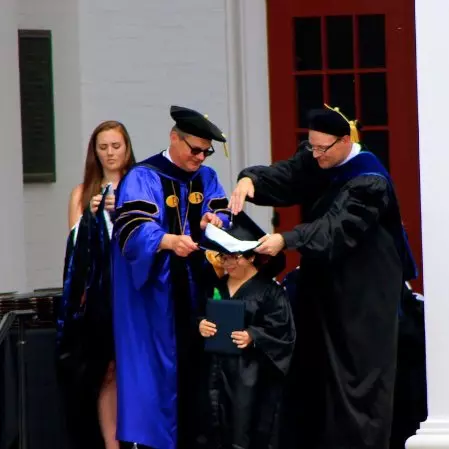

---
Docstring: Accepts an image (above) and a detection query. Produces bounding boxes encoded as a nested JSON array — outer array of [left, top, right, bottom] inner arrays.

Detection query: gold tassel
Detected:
[[222, 133, 229, 158], [204, 114, 229, 158], [205, 250, 226, 278], [223, 142, 229, 158], [324, 103, 360, 143]]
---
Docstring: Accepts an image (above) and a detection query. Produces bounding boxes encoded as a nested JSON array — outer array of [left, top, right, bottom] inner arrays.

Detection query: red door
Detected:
[[267, 0, 422, 291]]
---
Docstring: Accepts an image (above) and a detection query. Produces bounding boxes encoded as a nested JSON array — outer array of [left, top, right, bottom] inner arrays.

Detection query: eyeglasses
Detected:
[[183, 138, 215, 157], [303, 138, 341, 154], [215, 253, 243, 265]]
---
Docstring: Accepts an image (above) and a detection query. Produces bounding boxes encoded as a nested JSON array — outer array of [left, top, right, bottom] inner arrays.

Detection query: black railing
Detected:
[[0, 309, 37, 449]]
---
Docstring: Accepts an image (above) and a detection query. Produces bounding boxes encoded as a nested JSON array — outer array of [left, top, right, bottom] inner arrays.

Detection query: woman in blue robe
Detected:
[[57, 121, 135, 449]]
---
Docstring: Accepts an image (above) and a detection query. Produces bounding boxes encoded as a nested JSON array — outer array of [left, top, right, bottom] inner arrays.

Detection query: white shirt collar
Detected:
[[338, 143, 361, 166], [163, 147, 173, 163]]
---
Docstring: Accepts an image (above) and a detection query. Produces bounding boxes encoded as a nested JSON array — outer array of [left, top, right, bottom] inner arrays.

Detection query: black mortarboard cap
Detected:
[[308, 104, 360, 142], [201, 211, 286, 278], [227, 211, 265, 242], [200, 211, 264, 254], [170, 105, 227, 143]]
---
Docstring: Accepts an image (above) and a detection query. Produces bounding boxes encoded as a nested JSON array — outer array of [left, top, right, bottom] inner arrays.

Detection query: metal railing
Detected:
[[0, 309, 37, 449]]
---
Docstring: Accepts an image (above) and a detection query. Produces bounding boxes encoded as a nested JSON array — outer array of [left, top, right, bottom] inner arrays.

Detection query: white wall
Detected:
[[0, 0, 27, 293], [18, 0, 83, 290], [77, 0, 232, 190], [12, 0, 272, 290], [224, 0, 273, 232], [77, 0, 272, 223]]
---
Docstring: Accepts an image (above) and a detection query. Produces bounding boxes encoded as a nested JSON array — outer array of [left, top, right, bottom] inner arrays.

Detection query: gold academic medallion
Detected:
[[166, 195, 179, 208], [188, 192, 204, 204]]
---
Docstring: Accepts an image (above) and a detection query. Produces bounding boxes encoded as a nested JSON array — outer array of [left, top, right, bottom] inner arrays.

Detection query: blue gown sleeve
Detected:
[[114, 167, 167, 290]]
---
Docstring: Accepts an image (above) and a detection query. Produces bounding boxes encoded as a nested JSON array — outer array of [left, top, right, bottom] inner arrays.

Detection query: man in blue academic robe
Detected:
[[112, 106, 230, 449]]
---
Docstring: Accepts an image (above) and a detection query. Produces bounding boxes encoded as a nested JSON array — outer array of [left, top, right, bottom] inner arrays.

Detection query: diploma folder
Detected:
[[205, 299, 246, 355]]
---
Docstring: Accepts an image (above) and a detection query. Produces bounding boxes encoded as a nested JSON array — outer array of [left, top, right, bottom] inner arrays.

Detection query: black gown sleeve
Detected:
[[247, 282, 296, 375], [57, 207, 95, 355], [281, 175, 390, 262], [66, 208, 94, 308], [238, 150, 324, 207]]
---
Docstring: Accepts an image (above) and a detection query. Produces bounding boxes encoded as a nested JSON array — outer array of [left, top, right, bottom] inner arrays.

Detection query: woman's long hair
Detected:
[[81, 121, 136, 210]]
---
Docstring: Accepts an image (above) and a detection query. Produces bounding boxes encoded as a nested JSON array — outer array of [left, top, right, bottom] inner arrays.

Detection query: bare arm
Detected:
[[68, 184, 83, 230]]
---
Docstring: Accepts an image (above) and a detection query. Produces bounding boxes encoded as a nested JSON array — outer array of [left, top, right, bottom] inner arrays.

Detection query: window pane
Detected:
[[362, 131, 389, 170], [329, 75, 356, 120], [294, 17, 322, 71], [326, 16, 354, 69], [360, 73, 388, 125], [358, 15, 386, 68], [296, 76, 324, 128]]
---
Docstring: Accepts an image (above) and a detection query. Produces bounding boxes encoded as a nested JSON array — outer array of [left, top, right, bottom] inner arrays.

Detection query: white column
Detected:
[[224, 0, 273, 232], [406, 0, 449, 447], [0, 0, 27, 292]]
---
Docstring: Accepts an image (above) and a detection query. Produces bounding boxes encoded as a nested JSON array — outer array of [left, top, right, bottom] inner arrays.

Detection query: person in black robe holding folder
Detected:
[[199, 212, 296, 449]]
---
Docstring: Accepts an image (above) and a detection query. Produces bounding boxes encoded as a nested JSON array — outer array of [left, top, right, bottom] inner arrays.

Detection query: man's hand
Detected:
[[160, 234, 198, 257], [199, 319, 217, 338], [200, 212, 223, 230], [172, 235, 199, 257], [228, 177, 255, 215], [231, 330, 253, 349], [254, 233, 285, 256]]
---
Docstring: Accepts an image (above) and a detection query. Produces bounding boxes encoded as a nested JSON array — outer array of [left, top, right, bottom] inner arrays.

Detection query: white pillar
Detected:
[[224, 0, 273, 231], [0, 0, 27, 292], [406, 0, 449, 447]]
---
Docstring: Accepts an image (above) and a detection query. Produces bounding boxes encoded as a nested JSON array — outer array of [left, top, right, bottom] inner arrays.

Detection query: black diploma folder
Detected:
[[205, 299, 246, 355]]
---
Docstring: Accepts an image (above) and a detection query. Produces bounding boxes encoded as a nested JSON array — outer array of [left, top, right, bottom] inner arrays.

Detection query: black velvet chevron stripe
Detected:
[[115, 210, 154, 230], [116, 200, 159, 217], [118, 216, 154, 252], [208, 197, 228, 212]]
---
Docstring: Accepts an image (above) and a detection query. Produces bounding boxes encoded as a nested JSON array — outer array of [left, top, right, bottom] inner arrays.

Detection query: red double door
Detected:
[[267, 0, 422, 290]]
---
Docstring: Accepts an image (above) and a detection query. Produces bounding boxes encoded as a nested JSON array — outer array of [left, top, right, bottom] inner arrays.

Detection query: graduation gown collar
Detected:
[[329, 150, 389, 185], [141, 152, 201, 183]]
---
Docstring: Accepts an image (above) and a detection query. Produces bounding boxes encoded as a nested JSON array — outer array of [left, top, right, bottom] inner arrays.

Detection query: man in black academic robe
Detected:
[[229, 105, 417, 449]]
